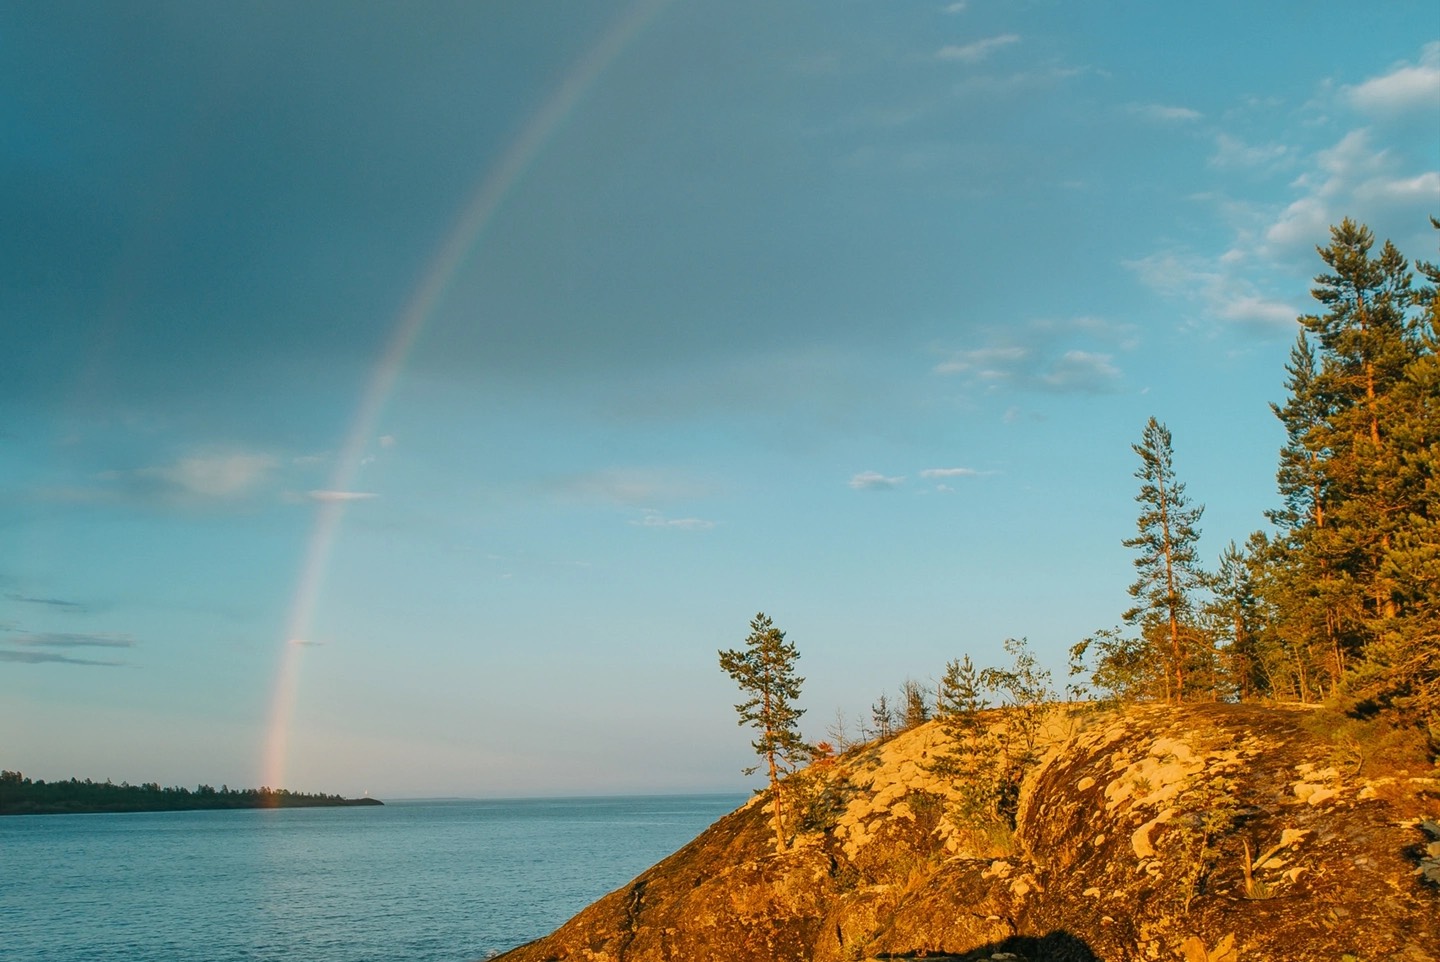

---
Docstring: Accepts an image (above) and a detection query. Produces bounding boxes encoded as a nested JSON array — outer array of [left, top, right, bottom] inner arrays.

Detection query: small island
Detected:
[[0, 770, 383, 816]]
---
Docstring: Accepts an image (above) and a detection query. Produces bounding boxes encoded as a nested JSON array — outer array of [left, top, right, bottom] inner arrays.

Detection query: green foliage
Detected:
[[981, 637, 1054, 764], [1060, 218, 1436, 734], [869, 693, 895, 741], [1070, 627, 1160, 704], [1162, 776, 1244, 914], [719, 612, 811, 849], [1259, 218, 1439, 734], [930, 655, 998, 816], [930, 640, 1053, 830], [0, 770, 377, 815], [899, 678, 931, 730], [1123, 416, 1208, 703], [937, 654, 988, 719]]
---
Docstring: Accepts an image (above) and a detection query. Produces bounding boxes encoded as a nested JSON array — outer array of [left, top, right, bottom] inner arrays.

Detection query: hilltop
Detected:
[[496, 703, 1439, 962]]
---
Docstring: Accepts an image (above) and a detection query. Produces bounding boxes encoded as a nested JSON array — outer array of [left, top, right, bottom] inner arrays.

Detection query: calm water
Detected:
[[0, 794, 746, 962]]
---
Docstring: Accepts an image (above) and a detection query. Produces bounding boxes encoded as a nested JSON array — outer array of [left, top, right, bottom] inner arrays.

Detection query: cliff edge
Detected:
[[496, 703, 1439, 961]]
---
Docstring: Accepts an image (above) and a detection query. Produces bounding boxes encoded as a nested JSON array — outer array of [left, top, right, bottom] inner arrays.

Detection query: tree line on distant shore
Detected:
[[719, 216, 1439, 850], [0, 769, 381, 815]]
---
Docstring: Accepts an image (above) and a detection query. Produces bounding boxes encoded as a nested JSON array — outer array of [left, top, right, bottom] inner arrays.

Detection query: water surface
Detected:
[[0, 794, 745, 961]]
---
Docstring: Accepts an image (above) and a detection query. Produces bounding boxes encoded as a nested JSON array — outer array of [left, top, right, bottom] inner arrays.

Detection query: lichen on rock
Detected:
[[495, 703, 1439, 962]]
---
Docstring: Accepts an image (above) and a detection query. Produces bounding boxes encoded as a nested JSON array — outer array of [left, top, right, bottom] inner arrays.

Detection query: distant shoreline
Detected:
[[0, 770, 383, 816]]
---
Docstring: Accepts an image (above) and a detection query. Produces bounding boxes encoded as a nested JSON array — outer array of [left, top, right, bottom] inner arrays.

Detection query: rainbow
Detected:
[[259, 0, 675, 791]]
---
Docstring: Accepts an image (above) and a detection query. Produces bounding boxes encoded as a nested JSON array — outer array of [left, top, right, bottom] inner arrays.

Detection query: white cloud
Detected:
[[1343, 42, 1440, 113], [943, 1, 968, 12], [950, 64, 1089, 97], [1209, 133, 1291, 170], [1039, 351, 1121, 393], [934, 317, 1132, 392], [1217, 295, 1298, 328], [933, 345, 1030, 380], [1124, 250, 1299, 334], [307, 490, 379, 503], [129, 449, 277, 500], [938, 34, 1020, 63], [1127, 103, 1202, 123], [631, 515, 716, 531], [849, 471, 905, 491], [557, 468, 713, 506], [1262, 128, 1439, 258], [1125, 250, 1217, 297], [378, 435, 397, 448], [1354, 170, 1440, 205], [919, 467, 981, 479]]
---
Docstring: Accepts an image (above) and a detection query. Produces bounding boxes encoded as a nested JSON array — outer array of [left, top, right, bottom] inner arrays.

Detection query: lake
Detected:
[[0, 794, 747, 961]]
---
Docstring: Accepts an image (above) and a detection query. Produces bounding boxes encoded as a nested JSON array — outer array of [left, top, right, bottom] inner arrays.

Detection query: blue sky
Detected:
[[3, 2, 1437, 797]]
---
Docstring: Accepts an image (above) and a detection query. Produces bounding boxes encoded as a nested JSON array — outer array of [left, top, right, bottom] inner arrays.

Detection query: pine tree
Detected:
[[1267, 219, 1429, 704], [1203, 539, 1260, 701], [719, 612, 811, 851], [936, 655, 988, 720], [1123, 417, 1207, 702], [869, 694, 895, 741], [1300, 220, 1418, 637], [900, 678, 931, 730], [1352, 221, 1440, 735], [1266, 331, 1352, 693], [929, 655, 1001, 821]]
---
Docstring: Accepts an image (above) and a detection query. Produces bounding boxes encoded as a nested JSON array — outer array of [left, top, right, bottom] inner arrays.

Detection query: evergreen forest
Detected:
[[1066, 217, 1439, 739], [842, 217, 1439, 764], [0, 769, 382, 816]]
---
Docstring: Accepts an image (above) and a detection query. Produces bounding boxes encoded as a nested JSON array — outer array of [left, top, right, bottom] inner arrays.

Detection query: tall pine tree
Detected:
[[1124, 417, 1207, 702], [1300, 220, 1417, 637], [1351, 220, 1440, 734], [1263, 217, 1437, 736], [719, 612, 810, 850], [1267, 219, 1430, 705]]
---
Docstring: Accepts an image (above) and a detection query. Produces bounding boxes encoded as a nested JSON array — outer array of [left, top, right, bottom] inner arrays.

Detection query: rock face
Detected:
[[495, 704, 1439, 962]]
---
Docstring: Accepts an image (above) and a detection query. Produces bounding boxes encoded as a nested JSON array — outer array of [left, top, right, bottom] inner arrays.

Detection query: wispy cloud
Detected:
[[631, 515, 717, 531], [131, 450, 276, 499], [934, 345, 1031, 380], [849, 471, 905, 491], [307, 490, 379, 503], [1124, 250, 1297, 333], [933, 317, 1131, 393], [1040, 350, 1121, 392], [6, 593, 86, 611], [938, 34, 1020, 63], [0, 630, 134, 667], [1126, 103, 1202, 123], [7, 631, 135, 649], [950, 63, 1090, 98], [1209, 133, 1291, 170], [83, 447, 279, 506], [919, 467, 983, 479], [0, 650, 125, 667], [556, 468, 714, 506], [1343, 41, 1440, 113]]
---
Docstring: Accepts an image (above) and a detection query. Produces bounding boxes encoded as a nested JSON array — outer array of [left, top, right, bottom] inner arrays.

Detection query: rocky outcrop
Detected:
[[496, 704, 1439, 962]]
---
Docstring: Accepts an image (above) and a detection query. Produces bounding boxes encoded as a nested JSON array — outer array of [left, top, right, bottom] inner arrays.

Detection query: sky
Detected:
[[3, 2, 1438, 799]]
